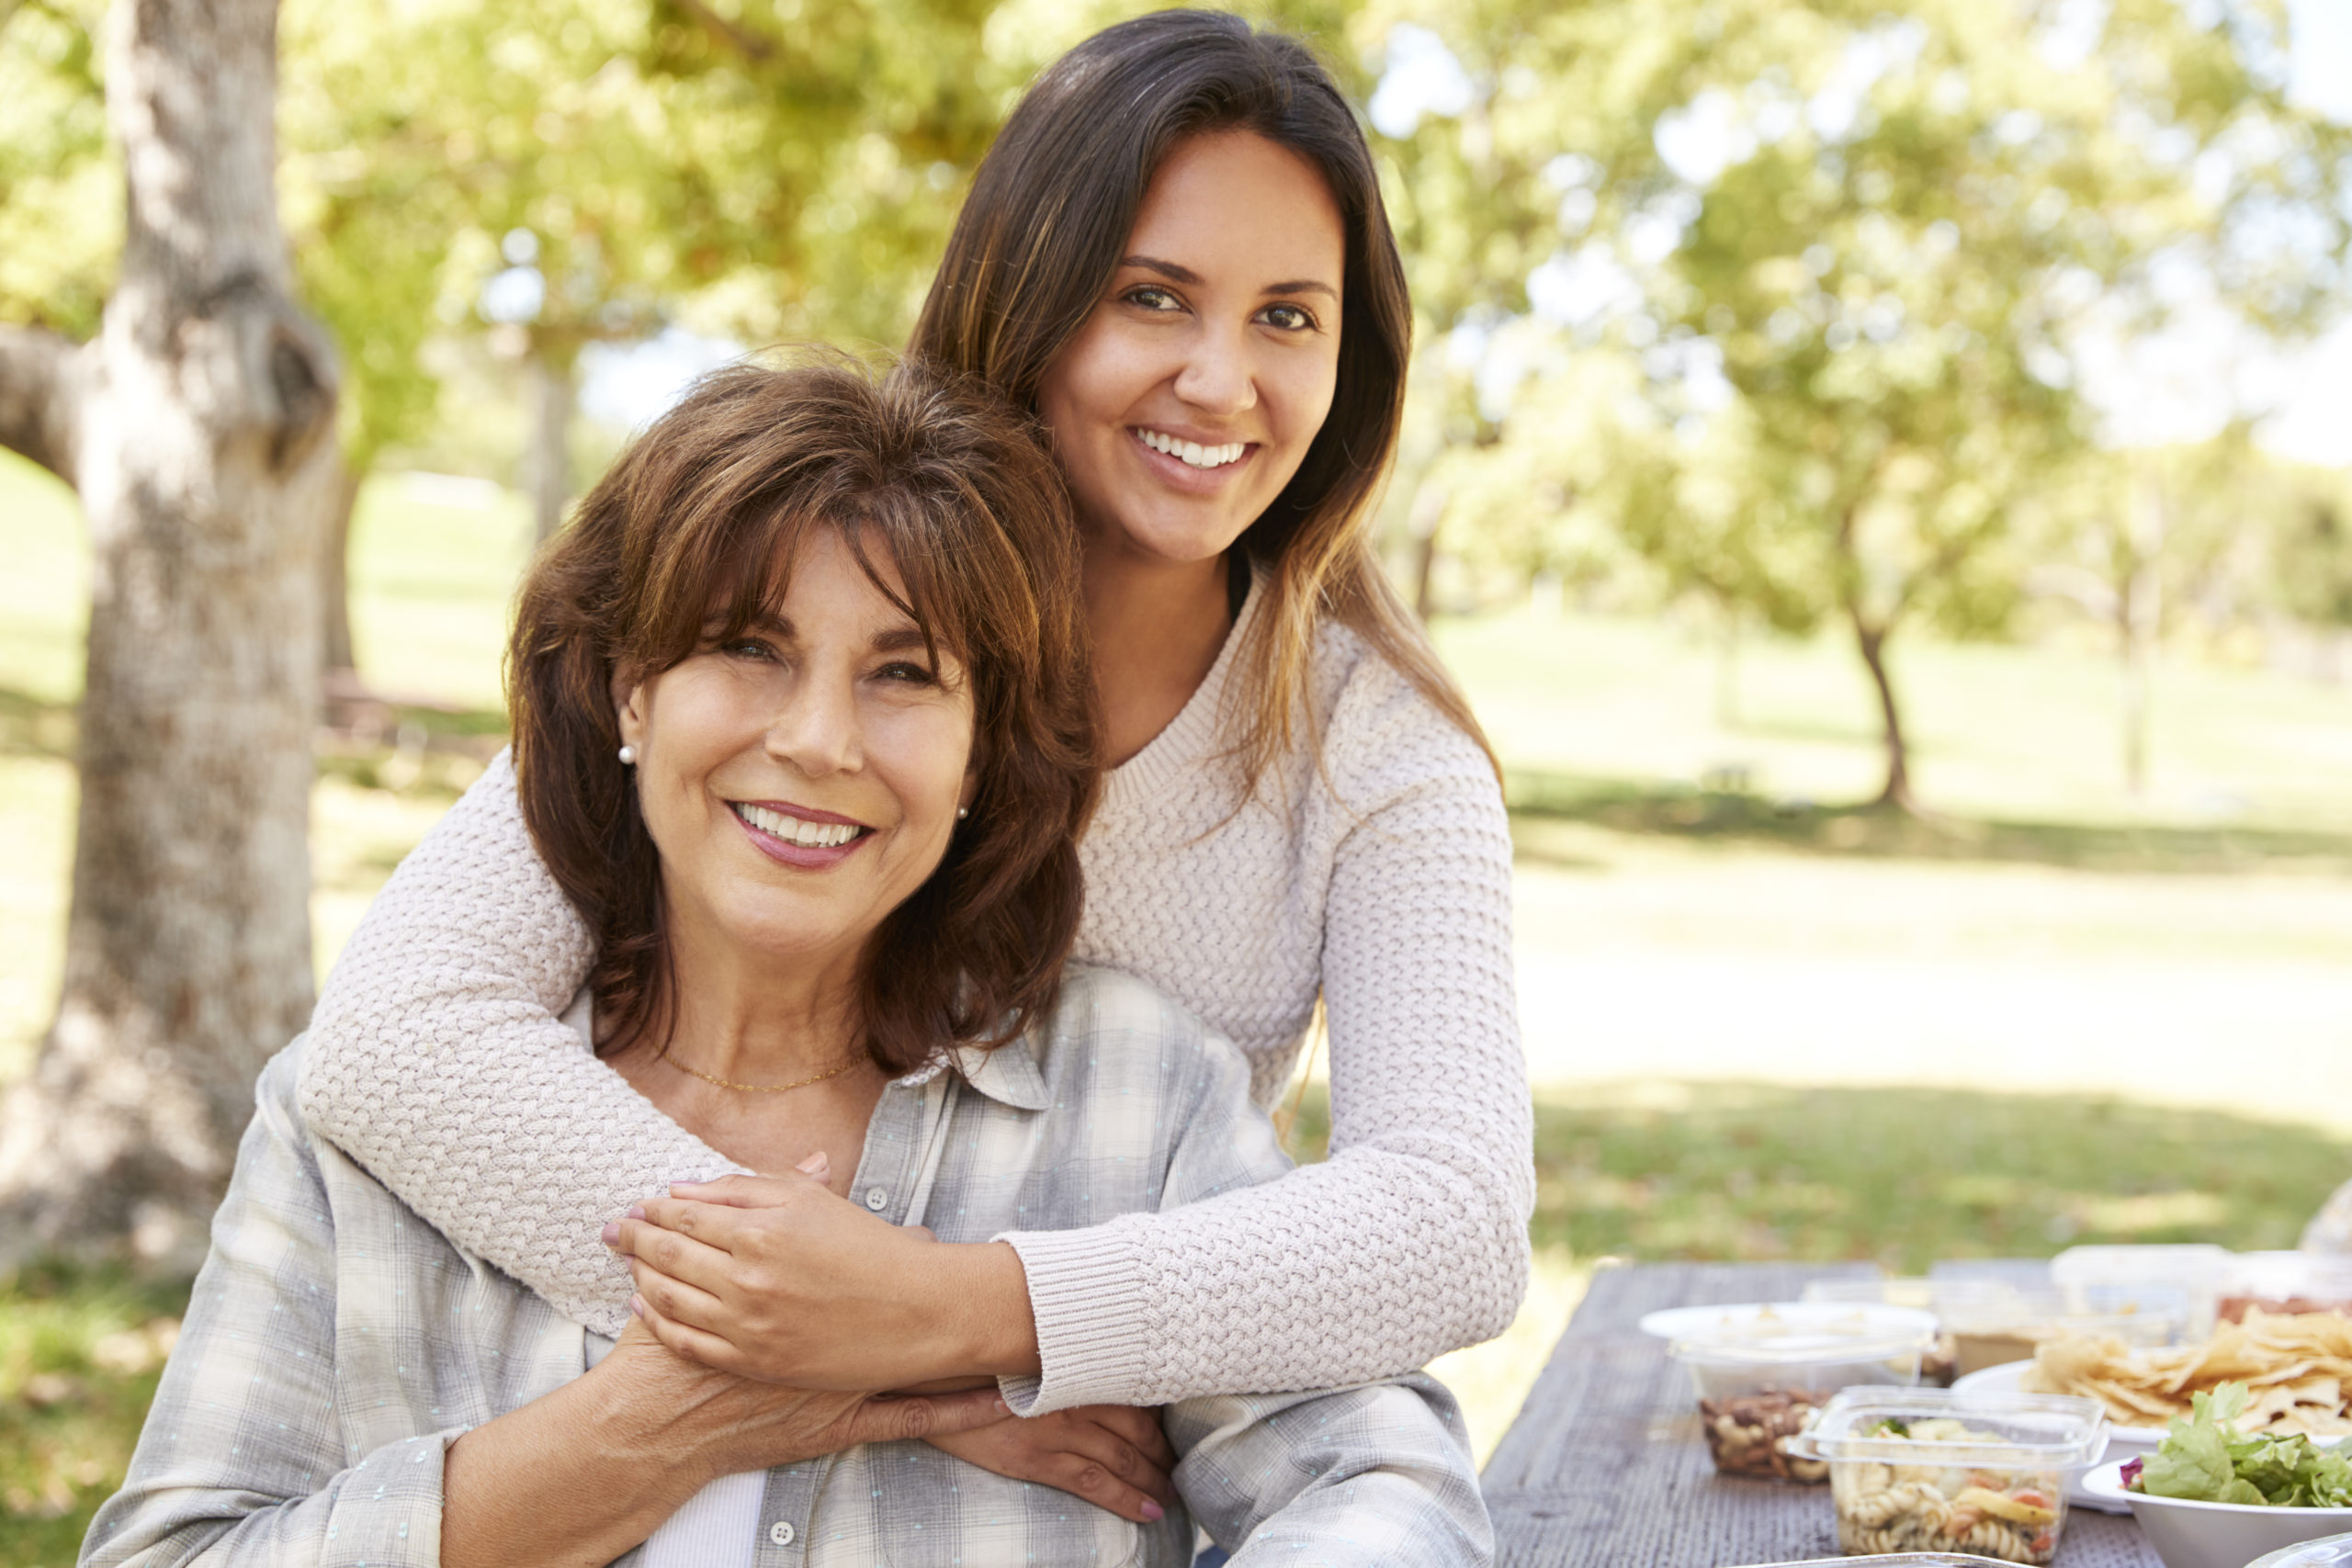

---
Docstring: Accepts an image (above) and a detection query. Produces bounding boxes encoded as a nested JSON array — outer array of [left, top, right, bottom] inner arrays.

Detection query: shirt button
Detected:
[[864, 1188, 888, 1212], [768, 1519, 796, 1547]]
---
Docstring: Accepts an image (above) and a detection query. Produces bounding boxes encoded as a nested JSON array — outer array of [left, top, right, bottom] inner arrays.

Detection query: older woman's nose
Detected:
[[763, 675, 864, 776]]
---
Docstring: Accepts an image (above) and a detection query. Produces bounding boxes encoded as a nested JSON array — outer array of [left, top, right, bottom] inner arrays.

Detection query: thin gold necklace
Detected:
[[662, 1052, 865, 1094]]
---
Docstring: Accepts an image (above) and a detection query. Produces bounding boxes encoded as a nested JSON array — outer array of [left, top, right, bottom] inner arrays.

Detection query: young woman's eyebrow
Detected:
[[1116, 254, 1337, 301]]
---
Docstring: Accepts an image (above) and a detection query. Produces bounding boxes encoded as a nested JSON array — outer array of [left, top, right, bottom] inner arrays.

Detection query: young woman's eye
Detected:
[[1124, 285, 1184, 312], [1260, 302, 1317, 332]]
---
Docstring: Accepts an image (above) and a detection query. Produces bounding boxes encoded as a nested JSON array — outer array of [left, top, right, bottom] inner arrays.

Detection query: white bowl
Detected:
[[1955, 1359, 2167, 1514], [2247, 1532, 2352, 1567], [2081, 1461, 2352, 1568]]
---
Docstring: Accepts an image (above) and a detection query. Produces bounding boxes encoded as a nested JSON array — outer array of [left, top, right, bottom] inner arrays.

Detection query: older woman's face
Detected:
[[615, 529, 976, 974]]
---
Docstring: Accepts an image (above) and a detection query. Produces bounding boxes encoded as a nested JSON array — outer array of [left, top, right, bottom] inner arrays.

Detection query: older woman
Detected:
[[82, 360, 1487, 1568]]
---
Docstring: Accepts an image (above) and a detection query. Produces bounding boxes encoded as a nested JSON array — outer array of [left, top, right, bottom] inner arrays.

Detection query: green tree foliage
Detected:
[[1380, 0, 2349, 810]]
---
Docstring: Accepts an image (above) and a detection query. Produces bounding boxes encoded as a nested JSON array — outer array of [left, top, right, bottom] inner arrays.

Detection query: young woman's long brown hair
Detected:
[[910, 8, 1493, 788]]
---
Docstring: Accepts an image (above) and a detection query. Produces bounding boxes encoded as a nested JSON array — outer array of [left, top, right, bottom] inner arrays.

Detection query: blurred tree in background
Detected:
[[1364, 0, 2350, 809]]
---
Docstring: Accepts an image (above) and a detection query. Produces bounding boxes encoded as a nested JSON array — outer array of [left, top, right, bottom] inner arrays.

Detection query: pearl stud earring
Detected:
[[956, 806, 969, 819], [617, 744, 638, 765]]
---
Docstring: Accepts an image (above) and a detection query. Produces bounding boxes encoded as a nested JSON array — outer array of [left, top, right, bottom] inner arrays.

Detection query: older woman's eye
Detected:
[[721, 637, 777, 661], [876, 660, 937, 685]]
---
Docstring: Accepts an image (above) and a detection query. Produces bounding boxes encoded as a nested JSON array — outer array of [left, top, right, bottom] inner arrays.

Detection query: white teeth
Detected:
[[1136, 428, 1246, 468], [733, 802, 861, 849]]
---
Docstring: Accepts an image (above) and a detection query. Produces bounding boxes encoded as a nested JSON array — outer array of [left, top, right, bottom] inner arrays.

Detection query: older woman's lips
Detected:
[[729, 800, 873, 870]]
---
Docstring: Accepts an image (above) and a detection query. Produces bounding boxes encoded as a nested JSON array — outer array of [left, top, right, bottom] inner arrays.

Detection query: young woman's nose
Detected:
[[1171, 319, 1260, 417], [763, 672, 863, 777]]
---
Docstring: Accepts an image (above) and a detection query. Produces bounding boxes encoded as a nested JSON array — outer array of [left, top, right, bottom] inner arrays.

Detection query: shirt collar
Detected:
[[888, 1037, 1051, 1111]]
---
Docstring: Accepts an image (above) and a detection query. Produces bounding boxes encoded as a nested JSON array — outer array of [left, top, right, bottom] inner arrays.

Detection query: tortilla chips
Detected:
[[2018, 1308, 2352, 1437]]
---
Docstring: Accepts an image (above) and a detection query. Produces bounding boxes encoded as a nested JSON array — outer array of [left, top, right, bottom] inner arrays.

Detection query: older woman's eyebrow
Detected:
[[1118, 254, 1338, 302], [870, 626, 933, 655]]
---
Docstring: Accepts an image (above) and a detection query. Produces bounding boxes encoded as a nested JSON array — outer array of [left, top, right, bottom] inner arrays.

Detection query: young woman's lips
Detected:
[[729, 803, 873, 871], [1127, 428, 1257, 493]]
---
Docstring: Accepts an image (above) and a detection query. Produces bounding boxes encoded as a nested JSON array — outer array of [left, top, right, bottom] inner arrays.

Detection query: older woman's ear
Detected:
[[610, 668, 649, 760]]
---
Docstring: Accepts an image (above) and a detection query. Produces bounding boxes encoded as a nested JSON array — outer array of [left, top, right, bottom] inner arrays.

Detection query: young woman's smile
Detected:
[[1039, 130, 1345, 566]]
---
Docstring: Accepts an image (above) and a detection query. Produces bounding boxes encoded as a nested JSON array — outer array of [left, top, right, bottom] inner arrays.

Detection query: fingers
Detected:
[[628, 1257, 729, 1337], [1079, 1403, 1178, 1475], [850, 1386, 1007, 1446], [1038, 1448, 1170, 1524], [605, 1210, 737, 1295], [1048, 1414, 1177, 1511], [629, 1292, 744, 1374], [670, 1171, 820, 1210]]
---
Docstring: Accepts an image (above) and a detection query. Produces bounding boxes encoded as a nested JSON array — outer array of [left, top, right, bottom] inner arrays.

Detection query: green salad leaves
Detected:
[[2132, 1384, 2352, 1508]]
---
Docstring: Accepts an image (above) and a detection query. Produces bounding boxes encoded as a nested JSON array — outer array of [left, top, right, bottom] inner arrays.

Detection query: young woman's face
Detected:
[[615, 529, 977, 974], [1037, 130, 1347, 569]]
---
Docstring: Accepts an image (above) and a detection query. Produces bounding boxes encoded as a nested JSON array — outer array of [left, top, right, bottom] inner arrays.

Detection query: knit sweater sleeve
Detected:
[[1001, 664, 1533, 1411], [296, 750, 745, 1338]]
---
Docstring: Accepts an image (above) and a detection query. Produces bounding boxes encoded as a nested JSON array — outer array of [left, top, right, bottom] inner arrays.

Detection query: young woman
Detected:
[[89, 360, 1488, 1568], [298, 6, 1530, 1508]]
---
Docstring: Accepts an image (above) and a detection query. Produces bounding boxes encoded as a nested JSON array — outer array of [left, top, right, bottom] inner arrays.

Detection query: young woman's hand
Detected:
[[604, 1171, 1038, 1390], [924, 1404, 1179, 1526]]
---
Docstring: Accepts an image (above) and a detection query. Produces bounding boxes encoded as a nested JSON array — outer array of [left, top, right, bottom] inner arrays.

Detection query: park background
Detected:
[[4, 0, 2352, 1559]]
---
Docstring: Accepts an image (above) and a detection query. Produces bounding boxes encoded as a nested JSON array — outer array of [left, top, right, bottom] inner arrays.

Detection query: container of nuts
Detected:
[[1666, 1303, 1939, 1483]]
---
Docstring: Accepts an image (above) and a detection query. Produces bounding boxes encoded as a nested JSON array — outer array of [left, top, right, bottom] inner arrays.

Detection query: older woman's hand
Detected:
[[605, 1171, 1038, 1391], [925, 1404, 1179, 1526]]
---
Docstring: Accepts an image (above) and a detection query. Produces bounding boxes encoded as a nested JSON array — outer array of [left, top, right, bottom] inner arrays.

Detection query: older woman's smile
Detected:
[[728, 799, 872, 866]]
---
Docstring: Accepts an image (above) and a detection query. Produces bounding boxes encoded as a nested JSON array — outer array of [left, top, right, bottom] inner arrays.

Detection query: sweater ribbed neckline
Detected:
[[1097, 563, 1263, 812]]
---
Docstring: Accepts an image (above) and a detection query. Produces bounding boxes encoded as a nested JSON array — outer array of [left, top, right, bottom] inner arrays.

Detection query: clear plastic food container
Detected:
[[2222, 1252, 2352, 1323], [1803, 1278, 1960, 1385], [1723, 1558, 2024, 1567], [1930, 1281, 2188, 1376], [2052, 1244, 2231, 1339], [2249, 1534, 2352, 1568], [1790, 1388, 2108, 1565], [1668, 1303, 1936, 1483]]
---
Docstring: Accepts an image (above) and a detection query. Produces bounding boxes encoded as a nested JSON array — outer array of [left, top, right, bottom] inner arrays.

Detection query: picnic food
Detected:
[[2019, 1309, 2352, 1438], [1701, 1389, 1833, 1481], [1830, 1416, 2066, 1563], [2122, 1383, 2352, 1507]]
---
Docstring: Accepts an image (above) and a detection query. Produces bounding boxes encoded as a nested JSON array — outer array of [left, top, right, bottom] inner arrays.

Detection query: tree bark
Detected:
[[321, 457, 362, 679], [1408, 477, 1447, 621], [1849, 609, 1915, 813], [524, 348, 575, 547], [0, 0, 340, 1272]]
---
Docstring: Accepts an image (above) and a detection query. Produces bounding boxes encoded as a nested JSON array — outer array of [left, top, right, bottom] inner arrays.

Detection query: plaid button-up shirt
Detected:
[[83, 966, 1491, 1568]]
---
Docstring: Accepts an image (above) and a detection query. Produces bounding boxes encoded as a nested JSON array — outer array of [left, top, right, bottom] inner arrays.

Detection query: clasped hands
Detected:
[[602, 1168, 1176, 1526]]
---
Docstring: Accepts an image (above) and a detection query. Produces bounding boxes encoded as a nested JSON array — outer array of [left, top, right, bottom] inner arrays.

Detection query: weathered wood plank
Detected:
[[1482, 1261, 2163, 1568]]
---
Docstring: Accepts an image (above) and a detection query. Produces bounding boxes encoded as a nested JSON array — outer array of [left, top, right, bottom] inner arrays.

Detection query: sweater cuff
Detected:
[[993, 1224, 1155, 1416]]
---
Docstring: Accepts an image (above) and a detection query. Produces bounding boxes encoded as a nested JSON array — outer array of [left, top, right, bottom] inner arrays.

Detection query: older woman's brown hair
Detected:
[[506, 356, 1096, 1073]]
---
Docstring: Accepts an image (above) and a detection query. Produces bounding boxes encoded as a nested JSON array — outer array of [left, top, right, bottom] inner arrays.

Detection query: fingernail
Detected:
[[995, 1397, 1011, 1415], [626, 1203, 646, 1220], [629, 1294, 646, 1318], [1140, 1500, 1164, 1521], [796, 1152, 828, 1174], [600, 1221, 620, 1247], [669, 1176, 707, 1188]]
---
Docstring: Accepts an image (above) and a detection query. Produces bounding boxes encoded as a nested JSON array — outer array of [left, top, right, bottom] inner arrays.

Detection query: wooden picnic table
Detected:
[[1482, 1260, 2165, 1568]]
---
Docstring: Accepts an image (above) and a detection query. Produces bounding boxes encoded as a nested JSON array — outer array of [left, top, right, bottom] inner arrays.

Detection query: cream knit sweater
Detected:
[[298, 576, 1533, 1413]]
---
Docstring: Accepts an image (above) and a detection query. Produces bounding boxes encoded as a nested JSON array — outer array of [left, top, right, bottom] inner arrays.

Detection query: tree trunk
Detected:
[[1408, 478, 1447, 621], [524, 348, 574, 546], [2119, 477, 2165, 797], [321, 457, 363, 679], [1849, 609, 1915, 813], [0, 0, 340, 1272]]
